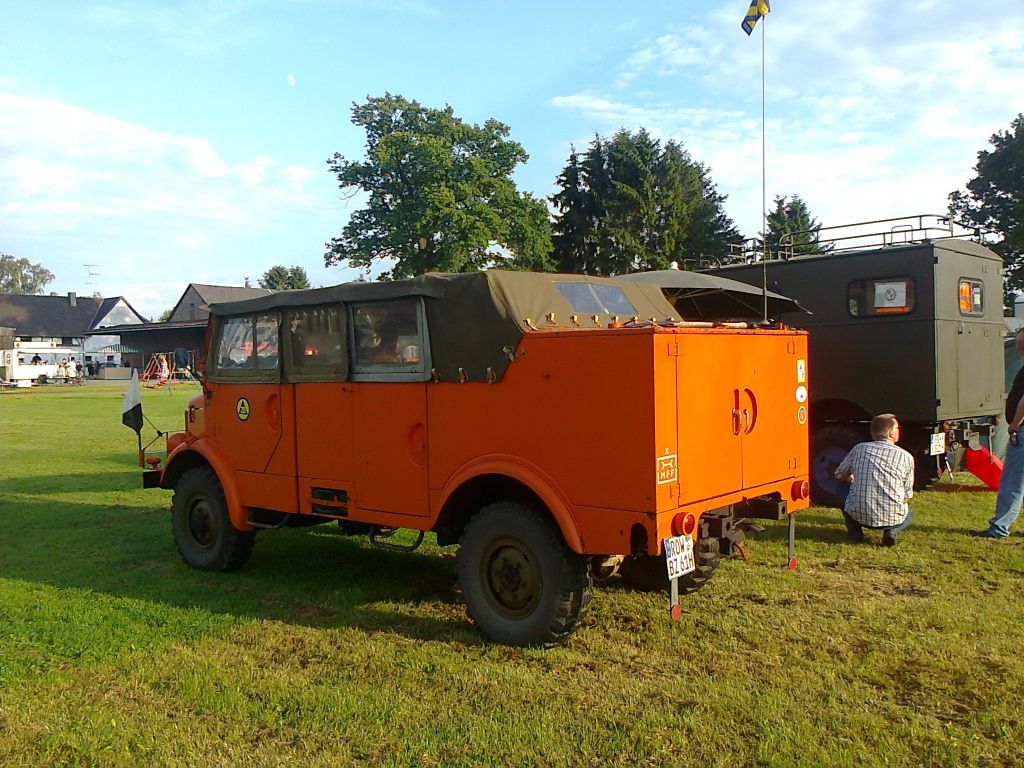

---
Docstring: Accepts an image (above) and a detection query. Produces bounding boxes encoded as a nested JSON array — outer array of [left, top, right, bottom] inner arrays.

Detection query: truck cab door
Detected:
[[206, 312, 297, 512]]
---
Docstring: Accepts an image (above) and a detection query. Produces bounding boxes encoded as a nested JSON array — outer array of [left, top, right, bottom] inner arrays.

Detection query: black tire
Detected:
[[171, 466, 254, 572], [457, 501, 591, 646], [619, 537, 721, 594], [810, 425, 863, 506]]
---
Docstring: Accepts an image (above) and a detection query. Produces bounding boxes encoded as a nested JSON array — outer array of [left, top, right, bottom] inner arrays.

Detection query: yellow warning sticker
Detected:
[[236, 397, 251, 422]]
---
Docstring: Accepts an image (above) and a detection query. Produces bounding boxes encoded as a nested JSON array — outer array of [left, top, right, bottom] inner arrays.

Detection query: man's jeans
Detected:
[[836, 481, 913, 539], [989, 436, 1024, 537]]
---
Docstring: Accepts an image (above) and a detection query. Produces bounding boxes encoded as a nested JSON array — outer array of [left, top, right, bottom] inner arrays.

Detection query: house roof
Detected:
[[0, 293, 98, 337], [0, 293, 148, 337], [88, 320, 207, 335], [168, 284, 274, 319]]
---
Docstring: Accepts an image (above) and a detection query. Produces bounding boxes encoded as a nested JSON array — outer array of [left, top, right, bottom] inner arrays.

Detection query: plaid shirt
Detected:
[[835, 439, 914, 527]]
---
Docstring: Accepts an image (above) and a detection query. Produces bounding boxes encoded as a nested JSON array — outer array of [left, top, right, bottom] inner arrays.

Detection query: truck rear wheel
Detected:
[[810, 425, 863, 506], [457, 501, 591, 646], [172, 466, 254, 572], [619, 538, 720, 594]]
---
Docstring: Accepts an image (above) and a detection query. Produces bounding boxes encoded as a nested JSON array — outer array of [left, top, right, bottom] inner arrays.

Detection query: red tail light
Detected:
[[672, 512, 697, 536], [791, 480, 810, 500]]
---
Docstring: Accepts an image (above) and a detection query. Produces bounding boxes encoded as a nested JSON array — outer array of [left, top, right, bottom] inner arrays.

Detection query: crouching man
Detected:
[[834, 413, 915, 547]]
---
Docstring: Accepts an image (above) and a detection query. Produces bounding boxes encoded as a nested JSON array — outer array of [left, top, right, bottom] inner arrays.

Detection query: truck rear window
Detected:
[[959, 278, 984, 316], [556, 283, 637, 316], [848, 278, 915, 317]]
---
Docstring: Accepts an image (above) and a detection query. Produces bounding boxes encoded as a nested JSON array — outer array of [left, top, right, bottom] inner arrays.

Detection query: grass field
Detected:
[[1, 385, 1023, 767]]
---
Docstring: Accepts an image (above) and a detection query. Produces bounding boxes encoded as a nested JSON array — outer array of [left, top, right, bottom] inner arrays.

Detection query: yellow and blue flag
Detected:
[[742, 0, 770, 35]]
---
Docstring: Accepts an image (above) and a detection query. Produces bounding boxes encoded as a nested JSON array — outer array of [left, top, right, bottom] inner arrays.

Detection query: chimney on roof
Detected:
[[68, 292, 77, 307]]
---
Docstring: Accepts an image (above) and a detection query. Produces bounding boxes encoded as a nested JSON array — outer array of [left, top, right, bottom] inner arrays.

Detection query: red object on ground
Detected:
[[964, 446, 1003, 490]]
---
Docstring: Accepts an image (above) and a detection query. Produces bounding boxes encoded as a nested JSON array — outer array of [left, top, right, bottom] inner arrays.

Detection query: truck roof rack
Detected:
[[701, 214, 993, 268]]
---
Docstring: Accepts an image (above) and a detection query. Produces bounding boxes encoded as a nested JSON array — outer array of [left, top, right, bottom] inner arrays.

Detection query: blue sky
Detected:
[[2, 1, 1020, 317]]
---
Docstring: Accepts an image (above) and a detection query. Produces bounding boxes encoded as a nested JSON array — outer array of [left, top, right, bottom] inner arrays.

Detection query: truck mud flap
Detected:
[[142, 470, 162, 489]]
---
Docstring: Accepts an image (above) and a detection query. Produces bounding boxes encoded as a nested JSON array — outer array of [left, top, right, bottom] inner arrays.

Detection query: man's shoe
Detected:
[[970, 529, 1005, 539], [882, 530, 897, 547]]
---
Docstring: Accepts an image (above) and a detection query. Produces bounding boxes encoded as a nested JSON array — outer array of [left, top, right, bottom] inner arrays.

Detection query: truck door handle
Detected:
[[742, 388, 758, 434], [732, 389, 742, 436]]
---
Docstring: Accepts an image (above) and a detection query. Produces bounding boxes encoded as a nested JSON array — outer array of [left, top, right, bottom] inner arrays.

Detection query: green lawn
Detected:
[[1, 385, 1022, 767]]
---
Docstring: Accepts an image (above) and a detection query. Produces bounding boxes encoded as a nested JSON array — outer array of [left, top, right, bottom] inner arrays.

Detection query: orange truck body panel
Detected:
[[165, 324, 809, 556]]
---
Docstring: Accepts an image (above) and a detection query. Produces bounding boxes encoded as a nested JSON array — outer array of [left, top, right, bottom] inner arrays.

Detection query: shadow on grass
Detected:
[[0, 496, 476, 644], [2, 469, 151, 495], [754, 508, 1000, 545]]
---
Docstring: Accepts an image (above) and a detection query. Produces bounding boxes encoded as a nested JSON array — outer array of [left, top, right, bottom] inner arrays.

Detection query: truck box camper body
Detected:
[[144, 270, 810, 644], [702, 216, 1005, 502]]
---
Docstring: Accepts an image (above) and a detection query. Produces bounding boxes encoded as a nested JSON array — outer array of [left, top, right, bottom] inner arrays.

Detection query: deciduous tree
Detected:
[[949, 114, 1024, 311], [325, 93, 553, 279], [259, 265, 311, 290], [0, 254, 54, 294]]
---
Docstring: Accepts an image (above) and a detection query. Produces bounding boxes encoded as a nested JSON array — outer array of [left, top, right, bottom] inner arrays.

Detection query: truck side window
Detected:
[[958, 278, 984, 316], [285, 305, 347, 378], [848, 277, 915, 317], [216, 317, 255, 369], [350, 299, 428, 379], [255, 315, 279, 370]]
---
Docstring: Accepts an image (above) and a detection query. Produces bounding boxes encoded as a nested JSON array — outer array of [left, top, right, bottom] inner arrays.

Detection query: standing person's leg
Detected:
[[987, 439, 1024, 537]]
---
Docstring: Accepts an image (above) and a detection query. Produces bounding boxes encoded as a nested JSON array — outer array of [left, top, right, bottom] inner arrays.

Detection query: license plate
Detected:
[[664, 535, 696, 580], [929, 432, 946, 456]]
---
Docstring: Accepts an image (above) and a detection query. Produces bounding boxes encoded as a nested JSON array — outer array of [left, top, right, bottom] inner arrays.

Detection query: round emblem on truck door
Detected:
[[235, 397, 251, 422]]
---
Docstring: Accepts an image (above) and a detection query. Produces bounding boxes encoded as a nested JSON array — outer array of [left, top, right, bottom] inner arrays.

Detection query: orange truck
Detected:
[[143, 271, 810, 645]]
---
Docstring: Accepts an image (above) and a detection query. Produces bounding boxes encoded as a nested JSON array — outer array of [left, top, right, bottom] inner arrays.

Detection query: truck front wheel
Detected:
[[171, 466, 254, 572], [457, 502, 591, 646]]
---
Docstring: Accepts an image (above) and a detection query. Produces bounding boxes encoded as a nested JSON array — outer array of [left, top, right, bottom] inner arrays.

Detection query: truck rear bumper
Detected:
[[142, 470, 162, 489]]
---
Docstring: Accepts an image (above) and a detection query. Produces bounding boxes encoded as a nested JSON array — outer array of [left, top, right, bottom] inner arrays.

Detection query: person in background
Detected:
[[833, 413, 915, 547], [976, 327, 1024, 538]]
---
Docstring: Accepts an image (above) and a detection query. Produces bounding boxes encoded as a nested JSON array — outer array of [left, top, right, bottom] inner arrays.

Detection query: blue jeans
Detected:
[[836, 481, 913, 538], [989, 436, 1024, 537]]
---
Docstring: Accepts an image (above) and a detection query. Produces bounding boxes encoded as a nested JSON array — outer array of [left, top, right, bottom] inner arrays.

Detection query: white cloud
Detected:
[[549, 2, 1024, 236], [0, 92, 329, 229], [0, 92, 343, 316], [287, 74, 297, 87]]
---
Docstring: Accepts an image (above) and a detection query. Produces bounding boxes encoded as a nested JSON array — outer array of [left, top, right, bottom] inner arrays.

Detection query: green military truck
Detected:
[[702, 216, 1006, 503]]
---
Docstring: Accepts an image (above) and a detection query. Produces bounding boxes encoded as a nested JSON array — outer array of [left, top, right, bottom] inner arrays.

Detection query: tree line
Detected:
[[324, 94, 827, 279], [324, 94, 1023, 309], [3, 98, 1020, 310]]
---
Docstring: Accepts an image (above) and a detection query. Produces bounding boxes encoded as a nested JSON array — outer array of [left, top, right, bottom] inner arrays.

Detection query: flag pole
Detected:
[[760, 8, 768, 323]]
